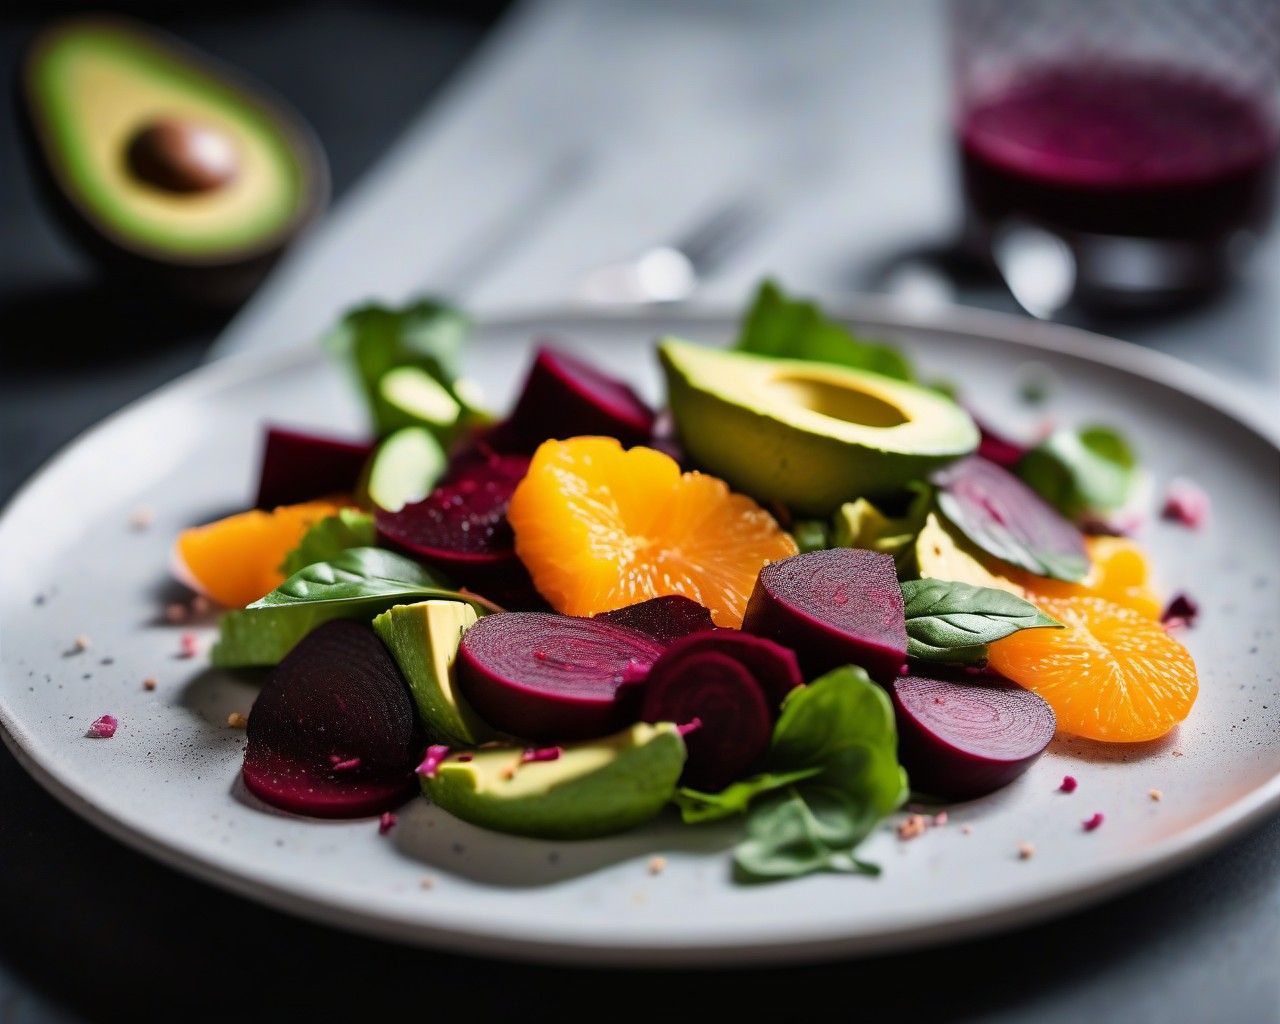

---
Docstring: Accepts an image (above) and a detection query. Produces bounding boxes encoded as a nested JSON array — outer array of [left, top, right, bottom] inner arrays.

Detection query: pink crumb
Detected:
[[897, 663, 910, 676], [331, 757, 361, 771], [1161, 478, 1211, 529], [378, 812, 397, 835], [934, 811, 949, 826], [1083, 812, 1105, 832], [178, 632, 199, 658], [1059, 775, 1078, 793], [521, 746, 562, 763], [1161, 593, 1199, 631], [86, 714, 117, 739], [677, 717, 703, 737], [415, 745, 450, 779]]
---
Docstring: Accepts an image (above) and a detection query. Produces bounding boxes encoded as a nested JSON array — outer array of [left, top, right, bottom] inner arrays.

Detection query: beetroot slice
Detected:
[[973, 416, 1030, 471], [655, 631, 801, 710], [242, 621, 422, 818], [255, 426, 373, 509], [741, 549, 907, 685], [892, 670, 1055, 801], [594, 596, 716, 645], [640, 649, 772, 792], [456, 613, 666, 741], [501, 345, 656, 452]]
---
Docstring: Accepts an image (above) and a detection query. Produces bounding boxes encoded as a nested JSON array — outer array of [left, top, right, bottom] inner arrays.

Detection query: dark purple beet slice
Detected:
[[255, 425, 372, 509], [741, 549, 907, 685], [640, 650, 771, 792], [972, 416, 1030, 471], [656, 630, 802, 709], [456, 613, 666, 741], [594, 596, 715, 645], [242, 620, 422, 818], [892, 670, 1055, 800], [376, 451, 529, 571], [501, 345, 656, 452], [932, 455, 1089, 581]]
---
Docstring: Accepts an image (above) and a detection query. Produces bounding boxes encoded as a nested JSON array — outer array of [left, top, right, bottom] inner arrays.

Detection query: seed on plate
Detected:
[[648, 856, 668, 875], [1149, 789, 1162, 801], [897, 813, 928, 841], [130, 504, 156, 529], [143, 677, 157, 691], [72, 634, 91, 652], [1017, 841, 1035, 860], [227, 712, 249, 728], [165, 603, 188, 623]]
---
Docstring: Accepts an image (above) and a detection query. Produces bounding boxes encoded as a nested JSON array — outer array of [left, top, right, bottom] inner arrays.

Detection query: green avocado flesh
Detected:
[[660, 338, 978, 515], [24, 19, 309, 255], [372, 601, 494, 746], [358, 426, 446, 513], [422, 723, 687, 840]]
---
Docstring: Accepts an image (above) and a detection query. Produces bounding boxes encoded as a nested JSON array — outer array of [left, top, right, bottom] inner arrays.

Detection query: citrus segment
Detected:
[[1013, 536, 1162, 618], [987, 594, 1197, 742], [507, 437, 797, 627], [174, 497, 349, 608]]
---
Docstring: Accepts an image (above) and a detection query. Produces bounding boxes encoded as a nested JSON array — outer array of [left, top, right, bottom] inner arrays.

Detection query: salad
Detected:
[[170, 281, 1200, 883]]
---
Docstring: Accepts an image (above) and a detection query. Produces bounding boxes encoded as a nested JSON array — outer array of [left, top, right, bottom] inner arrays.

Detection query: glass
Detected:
[[951, 0, 1280, 308]]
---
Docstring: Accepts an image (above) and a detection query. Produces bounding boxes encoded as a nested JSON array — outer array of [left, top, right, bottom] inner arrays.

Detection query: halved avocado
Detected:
[[660, 339, 978, 515], [19, 16, 328, 304]]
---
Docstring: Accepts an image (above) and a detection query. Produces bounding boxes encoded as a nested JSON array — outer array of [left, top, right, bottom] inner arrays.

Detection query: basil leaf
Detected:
[[278, 508, 376, 578], [933, 456, 1089, 581], [736, 279, 914, 382], [212, 548, 481, 668], [1017, 426, 1137, 519], [790, 520, 831, 554], [324, 300, 478, 435], [901, 578, 1061, 662], [735, 786, 881, 882], [674, 767, 822, 824]]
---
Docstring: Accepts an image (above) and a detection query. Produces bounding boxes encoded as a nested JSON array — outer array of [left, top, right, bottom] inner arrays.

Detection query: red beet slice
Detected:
[[594, 596, 716, 645], [640, 649, 772, 792], [255, 425, 372, 509], [972, 415, 1030, 471], [242, 621, 422, 818], [741, 549, 907, 684], [932, 455, 1089, 581], [456, 612, 666, 741], [501, 345, 656, 452], [655, 630, 802, 709], [892, 670, 1055, 800]]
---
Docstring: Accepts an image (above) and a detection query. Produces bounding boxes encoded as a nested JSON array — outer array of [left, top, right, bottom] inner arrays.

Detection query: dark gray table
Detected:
[[2, 5, 1276, 1022]]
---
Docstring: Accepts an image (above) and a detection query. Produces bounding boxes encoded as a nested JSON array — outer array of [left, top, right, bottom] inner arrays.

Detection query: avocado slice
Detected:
[[422, 723, 687, 840], [19, 16, 327, 303], [912, 511, 1023, 594], [357, 426, 446, 513], [660, 339, 978, 515], [372, 600, 494, 746]]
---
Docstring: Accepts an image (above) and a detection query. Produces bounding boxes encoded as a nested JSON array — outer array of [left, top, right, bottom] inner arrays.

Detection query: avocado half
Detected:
[[19, 17, 329, 304], [660, 339, 978, 515]]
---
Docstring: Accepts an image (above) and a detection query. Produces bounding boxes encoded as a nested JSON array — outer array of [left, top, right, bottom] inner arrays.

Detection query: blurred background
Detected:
[[2, 1, 1277, 1021]]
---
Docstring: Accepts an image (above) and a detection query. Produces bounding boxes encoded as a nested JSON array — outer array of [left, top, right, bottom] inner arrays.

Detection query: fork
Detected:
[[576, 198, 762, 304]]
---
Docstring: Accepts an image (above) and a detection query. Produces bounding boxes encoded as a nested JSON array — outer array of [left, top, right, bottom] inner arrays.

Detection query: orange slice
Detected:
[[173, 497, 349, 608], [1013, 535, 1163, 618], [987, 594, 1197, 742], [507, 437, 797, 627]]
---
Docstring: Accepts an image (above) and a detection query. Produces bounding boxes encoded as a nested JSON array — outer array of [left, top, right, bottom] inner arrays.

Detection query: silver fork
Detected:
[[576, 198, 762, 304]]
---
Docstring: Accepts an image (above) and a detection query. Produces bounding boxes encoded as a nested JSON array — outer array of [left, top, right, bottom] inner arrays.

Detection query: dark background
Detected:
[[1, 5, 1277, 1021]]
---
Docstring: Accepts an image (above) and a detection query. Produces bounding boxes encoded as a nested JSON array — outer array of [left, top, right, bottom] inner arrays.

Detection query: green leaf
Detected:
[[212, 547, 482, 668], [323, 300, 481, 436], [789, 520, 831, 554], [736, 279, 914, 382], [278, 509, 376, 577], [901, 578, 1061, 662], [831, 492, 926, 559], [674, 767, 822, 824], [728, 666, 908, 881], [1017, 426, 1137, 519]]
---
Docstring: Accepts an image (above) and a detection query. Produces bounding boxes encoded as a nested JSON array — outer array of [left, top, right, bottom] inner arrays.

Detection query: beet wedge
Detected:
[[455, 612, 667, 741], [741, 548, 907, 684], [593, 595, 715, 645], [255, 425, 372, 509], [242, 620, 422, 817]]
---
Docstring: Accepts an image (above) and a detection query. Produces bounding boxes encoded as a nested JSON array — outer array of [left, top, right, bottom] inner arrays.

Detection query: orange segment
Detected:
[[987, 594, 1197, 742], [174, 497, 349, 608], [508, 437, 797, 627], [1012, 536, 1162, 618]]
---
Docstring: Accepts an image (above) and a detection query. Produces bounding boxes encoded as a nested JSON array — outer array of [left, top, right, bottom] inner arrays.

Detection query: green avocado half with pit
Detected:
[[659, 338, 978, 515], [19, 16, 327, 303], [422, 722, 687, 840]]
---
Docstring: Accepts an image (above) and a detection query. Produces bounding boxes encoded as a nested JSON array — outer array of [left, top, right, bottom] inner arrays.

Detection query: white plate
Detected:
[[2, 304, 1277, 967]]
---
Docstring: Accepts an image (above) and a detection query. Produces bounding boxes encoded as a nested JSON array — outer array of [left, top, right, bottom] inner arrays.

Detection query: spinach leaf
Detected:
[[901, 578, 1061, 663], [278, 508, 376, 578], [736, 279, 914, 382], [1017, 426, 1137, 519], [324, 300, 477, 435], [732, 666, 908, 882], [674, 767, 822, 824], [212, 547, 481, 668], [789, 520, 832, 554]]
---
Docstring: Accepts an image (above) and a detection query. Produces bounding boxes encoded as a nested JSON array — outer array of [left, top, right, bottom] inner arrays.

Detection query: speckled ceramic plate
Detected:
[[1, 305, 1277, 966]]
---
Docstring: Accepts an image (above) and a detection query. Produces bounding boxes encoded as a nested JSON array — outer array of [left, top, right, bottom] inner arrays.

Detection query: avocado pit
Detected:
[[126, 116, 238, 193]]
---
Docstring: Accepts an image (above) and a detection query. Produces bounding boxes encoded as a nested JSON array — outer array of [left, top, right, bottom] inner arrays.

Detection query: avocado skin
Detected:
[[422, 724, 686, 841], [16, 17, 329, 306], [660, 342, 977, 516]]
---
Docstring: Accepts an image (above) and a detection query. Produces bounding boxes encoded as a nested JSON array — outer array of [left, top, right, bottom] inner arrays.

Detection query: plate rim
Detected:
[[2, 300, 1277, 966]]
